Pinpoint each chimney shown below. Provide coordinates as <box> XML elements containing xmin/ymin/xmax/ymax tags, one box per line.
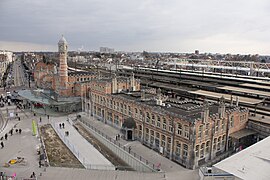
<box><xmin>141</xmin><ymin>90</ymin><xmax>146</xmax><ymax>101</ymax></box>
<box><xmin>230</xmin><ymin>95</ymin><xmax>233</xmax><ymax>106</ymax></box>
<box><xmin>112</xmin><ymin>73</ymin><xmax>117</xmax><ymax>94</ymax></box>
<box><xmin>201</xmin><ymin>99</ymin><xmax>209</xmax><ymax>123</ymax></box>
<box><xmin>156</xmin><ymin>88</ymin><xmax>163</xmax><ymax>105</ymax></box>
<box><xmin>130</xmin><ymin>72</ymin><xmax>136</xmax><ymax>91</ymax></box>
<box><xmin>236</xmin><ymin>96</ymin><xmax>239</xmax><ymax>106</ymax></box>
<box><xmin>219</xmin><ymin>96</ymin><xmax>226</xmax><ymax>118</ymax></box>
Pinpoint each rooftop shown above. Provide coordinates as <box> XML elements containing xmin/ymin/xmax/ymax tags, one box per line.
<box><xmin>112</xmin><ymin>91</ymin><xmax>237</xmax><ymax>122</ymax></box>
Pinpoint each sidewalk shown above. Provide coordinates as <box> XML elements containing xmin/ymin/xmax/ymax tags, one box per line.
<box><xmin>50</xmin><ymin>116</ymin><xmax>114</xmax><ymax>170</ymax></box>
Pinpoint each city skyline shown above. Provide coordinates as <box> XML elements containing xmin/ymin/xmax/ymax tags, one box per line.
<box><xmin>1</xmin><ymin>0</ymin><xmax>270</xmax><ymax>55</ymax></box>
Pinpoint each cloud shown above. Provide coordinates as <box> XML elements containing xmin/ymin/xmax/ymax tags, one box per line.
<box><xmin>0</xmin><ymin>0</ymin><xmax>270</xmax><ymax>54</ymax></box>
<box><xmin>0</xmin><ymin>41</ymin><xmax>55</xmax><ymax>52</ymax></box>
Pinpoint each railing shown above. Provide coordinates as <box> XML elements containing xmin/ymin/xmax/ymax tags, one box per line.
<box><xmin>78</xmin><ymin>117</ymin><xmax>159</xmax><ymax>172</ymax></box>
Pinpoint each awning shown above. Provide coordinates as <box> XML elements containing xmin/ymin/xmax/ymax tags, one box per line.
<box><xmin>230</xmin><ymin>129</ymin><xmax>257</xmax><ymax>139</ymax></box>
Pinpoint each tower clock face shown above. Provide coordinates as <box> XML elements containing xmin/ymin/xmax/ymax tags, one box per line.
<box><xmin>59</xmin><ymin>45</ymin><xmax>65</xmax><ymax>52</ymax></box>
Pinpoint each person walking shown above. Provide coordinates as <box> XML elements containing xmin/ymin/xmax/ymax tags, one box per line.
<box><xmin>39</xmin><ymin>160</ymin><xmax>42</xmax><ymax>168</ymax></box>
<box><xmin>19</xmin><ymin>129</ymin><xmax>22</xmax><ymax>134</ymax></box>
<box><xmin>39</xmin><ymin>117</ymin><xmax>42</xmax><ymax>123</ymax></box>
<box><xmin>18</xmin><ymin>116</ymin><xmax>20</xmax><ymax>121</ymax></box>
<box><xmin>59</xmin><ymin>123</ymin><xmax>62</xmax><ymax>129</ymax></box>
<box><xmin>0</xmin><ymin>141</ymin><xmax>4</xmax><ymax>148</ymax></box>
<box><xmin>62</xmin><ymin>123</ymin><xmax>65</xmax><ymax>129</ymax></box>
<box><xmin>4</xmin><ymin>133</ymin><xmax>8</xmax><ymax>140</ymax></box>
<box><xmin>47</xmin><ymin>115</ymin><xmax>49</xmax><ymax>120</ymax></box>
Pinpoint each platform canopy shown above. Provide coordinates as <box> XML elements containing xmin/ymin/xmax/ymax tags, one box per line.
<box><xmin>214</xmin><ymin>136</ymin><xmax>270</xmax><ymax>180</ymax></box>
<box><xmin>18</xmin><ymin>89</ymin><xmax>81</xmax><ymax>106</ymax></box>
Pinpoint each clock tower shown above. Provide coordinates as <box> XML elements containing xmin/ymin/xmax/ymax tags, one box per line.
<box><xmin>58</xmin><ymin>35</ymin><xmax>68</xmax><ymax>95</ymax></box>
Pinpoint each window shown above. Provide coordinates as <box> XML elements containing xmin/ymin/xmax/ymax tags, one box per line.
<box><xmin>215</xmin><ymin>120</ymin><xmax>219</xmax><ymax>133</ymax></box>
<box><xmin>168</xmin><ymin>120</ymin><xmax>173</xmax><ymax>132</ymax></box>
<box><xmin>146</xmin><ymin>112</ymin><xmax>150</xmax><ymax>123</ymax></box>
<box><xmin>184</xmin><ymin>125</ymin><xmax>189</xmax><ymax>138</ymax></box>
<box><xmin>151</xmin><ymin>114</ymin><xmax>156</xmax><ymax>126</ymax></box>
<box><xmin>155</xmin><ymin>132</ymin><xmax>160</xmax><ymax>147</ymax></box>
<box><xmin>163</xmin><ymin>118</ymin><xmax>167</xmax><ymax>130</ymax></box>
<box><xmin>217</xmin><ymin>137</ymin><xmax>221</xmax><ymax>151</ymax></box>
<box><xmin>124</xmin><ymin>105</ymin><xmax>127</xmax><ymax>114</ymax></box>
<box><xmin>230</xmin><ymin>116</ymin><xmax>234</xmax><ymax>128</ymax></box>
<box><xmin>198</xmin><ymin>125</ymin><xmax>203</xmax><ymax>138</ymax></box>
<box><xmin>221</xmin><ymin>119</ymin><xmax>225</xmax><ymax>131</ymax></box>
<box><xmin>183</xmin><ymin>144</ymin><xmax>188</xmax><ymax>158</ymax></box>
<box><xmin>139</xmin><ymin>110</ymin><xmax>143</xmax><ymax>121</ymax></box>
<box><xmin>114</xmin><ymin>115</ymin><xmax>119</xmax><ymax>125</ymax></box>
<box><xmin>116</xmin><ymin>102</ymin><xmax>119</xmax><ymax>111</ymax></box>
<box><xmin>150</xmin><ymin>130</ymin><xmax>154</xmax><ymax>144</ymax></box>
<box><xmin>200</xmin><ymin>143</ymin><xmax>205</xmax><ymax>158</ymax></box>
<box><xmin>177</xmin><ymin>123</ymin><xmax>182</xmax><ymax>136</ymax></box>
<box><xmin>195</xmin><ymin>145</ymin><xmax>199</xmax><ymax>157</ymax></box>
<box><xmin>176</xmin><ymin>141</ymin><xmax>181</xmax><ymax>156</ymax></box>
<box><xmin>206</xmin><ymin>141</ymin><xmax>210</xmax><ymax>153</ymax></box>
<box><xmin>205</xmin><ymin>123</ymin><xmax>209</xmax><ymax>137</ymax></box>
<box><xmin>135</xmin><ymin>108</ymin><xmax>138</xmax><ymax>118</ymax></box>
<box><xmin>167</xmin><ymin>137</ymin><xmax>171</xmax><ymax>151</ymax></box>
<box><xmin>145</xmin><ymin>128</ymin><xmax>149</xmax><ymax>141</ymax></box>
<box><xmin>120</xmin><ymin>103</ymin><xmax>123</xmax><ymax>113</ymax></box>
<box><xmin>161</xmin><ymin>135</ymin><xmax>166</xmax><ymax>147</ymax></box>
<box><xmin>128</xmin><ymin>105</ymin><xmax>132</xmax><ymax>116</ymax></box>
<box><xmin>213</xmin><ymin>138</ymin><xmax>217</xmax><ymax>150</ymax></box>
<box><xmin>157</xmin><ymin>116</ymin><xmax>161</xmax><ymax>127</ymax></box>
<box><xmin>222</xmin><ymin>135</ymin><xmax>226</xmax><ymax>146</ymax></box>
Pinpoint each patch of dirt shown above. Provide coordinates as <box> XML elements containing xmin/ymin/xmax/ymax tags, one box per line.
<box><xmin>74</xmin><ymin>123</ymin><xmax>132</xmax><ymax>171</ymax></box>
<box><xmin>40</xmin><ymin>124</ymin><xmax>84</xmax><ymax>168</ymax></box>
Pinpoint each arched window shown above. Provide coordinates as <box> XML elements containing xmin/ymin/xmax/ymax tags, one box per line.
<box><xmin>195</xmin><ymin>145</ymin><xmax>199</xmax><ymax>157</ymax></box>
<box><xmin>157</xmin><ymin>116</ymin><xmax>161</xmax><ymax>127</ymax></box>
<box><xmin>146</xmin><ymin>112</ymin><xmax>150</xmax><ymax>123</ymax></box>
<box><xmin>151</xmin><ymin>114</ymin><xmax>156</xmax><ymax>126</ymax></box>
<box><xmin>184</xmin><ymin>125</ymin><xmax>189</xmax><ymax>138</ymax></box>
<box><xmin>163</xmin><ymin>118</ymin><xmax>167</xmax><ymax>130</ymax></box>
<box><xmin>177</xmin><ymin>123</ymin><xmax>182</xmax><ymax>135</ymax></box>
<box><xmin>200</xmin><ymin>143</ymin><xmax>205</xmax><ymax>158</ymax></box>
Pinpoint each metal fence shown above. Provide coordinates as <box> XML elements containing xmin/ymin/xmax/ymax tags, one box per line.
<box><xmin>78</xmin><ymin>118</ymin><xmax>159</xmax><ymax>172</ymax></box>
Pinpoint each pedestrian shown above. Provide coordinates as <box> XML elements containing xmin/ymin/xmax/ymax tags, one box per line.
<box><xmin>39</xmin><ymin>160</ymin><xmax>42</xmax><ymax>168</ymax></box>
<box><xmin>62</xmin><ymin>123</ymin><xmax>65</xmax><ymax>129</ymax></box>
<box><xmin>128</xmin><ymin>146</ymin><xmax>131</xmax><ymax>153</ymax></box>
<box><xmin>33</xmin><ymin>113</ymin><xmax>36</xmax><ymax>116</ymax></box>
<box><xmin>10</xmin><ymin>129</ymin><xmax>13</xmax><ymax>136</ymax></box>
<box><xmin>59</xmin><ymin>123</ymin><xmax>62</xmax><ymax>129</ymax></box>
<box><xmin>4</xmin><ymin>133</ymin><xmax>7</xmax><ymax>140</ymax></box>
<box><xmin>39</xmin><ymin>117</ymin><xmax>42</xmax><ymax>123</ymax></box>
<box><xmin>16</xmin><ymin>113</ymin><xmax>18</xmax><ymax>117</ymax></box>
<box><xmin>115</xmin><ymin>135</ymin><xmax>117</xmax><ymax>141</ymax></box>
<box><xmin>30</xmin><ymin>172</ymin><xmax>36</xmax><ymax>178</ymax></box>
<box><xmin>47</xmin><ymin>115</ymin><xmax>49</xmax><ymax>119</ymax></box>
<box><xmin>19</xmin><ymin>129</ymin><xmax>22</xmax><ymax>134</ymax></box>
<box><xmin>15</xmin><ymin>129</ymin><xmax>18</xmax><ymax>133</ymax></box>
<box><xmin>18</xmin><ymin>117</ymin><xmax>20</xmax><ymax>121</ymax></box>
<box><xmin>0</xmin><ymin>142</ymin><xmax>4</xmax><ymax>148</ymax></box>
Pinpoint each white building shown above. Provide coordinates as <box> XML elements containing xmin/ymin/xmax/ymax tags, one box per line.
<box><xmin>100</xmin><ymin>47</ymin><xmax>114</xmax><ymax>54</ymax></box>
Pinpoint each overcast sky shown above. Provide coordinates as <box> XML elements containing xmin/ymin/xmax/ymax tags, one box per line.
<box><xmin>0</xmin><ymin>0</ymin><xmax>270</xmax><ymax>54</ymax></box>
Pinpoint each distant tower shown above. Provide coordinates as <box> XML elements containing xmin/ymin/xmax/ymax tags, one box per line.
<box><xmin>58</xmin><ymin>35</ymin><xmax>68</xmax><ymax>94</ymax></box>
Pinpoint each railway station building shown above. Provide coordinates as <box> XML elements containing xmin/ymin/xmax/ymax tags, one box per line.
<box><xmin>82</xmin><ymin>76</ymin><xmax>250</xmax><ymax>169</ymax></box>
